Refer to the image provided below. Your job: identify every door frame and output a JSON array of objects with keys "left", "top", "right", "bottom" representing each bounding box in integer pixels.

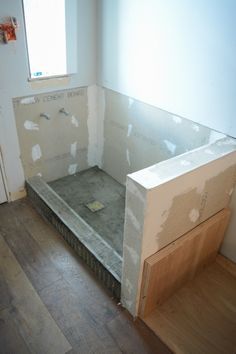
[{"left": 0, "top": 146, "right": 9, "bottom": 203}]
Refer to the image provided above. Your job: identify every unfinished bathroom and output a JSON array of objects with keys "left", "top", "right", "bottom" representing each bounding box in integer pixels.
[{"left": 1, "top": 1, "right": 236, "bottom": 353}]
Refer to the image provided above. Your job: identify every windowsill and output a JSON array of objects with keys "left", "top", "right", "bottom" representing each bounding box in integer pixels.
[
  {"left": 29, "top": 75, "right": 72, "bottom": 90},
  {"left": 28, "top": 74, "right": 71, "bottom": 82}
]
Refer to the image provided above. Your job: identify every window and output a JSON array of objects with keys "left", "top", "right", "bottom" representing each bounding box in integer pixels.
[{"left": 23, "top": 0, "right": 77, "bottom": 79}]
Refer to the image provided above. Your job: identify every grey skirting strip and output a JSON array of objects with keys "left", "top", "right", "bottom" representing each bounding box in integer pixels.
[{"left": 26, "top": 176, "right": 122, "bottom": 300}]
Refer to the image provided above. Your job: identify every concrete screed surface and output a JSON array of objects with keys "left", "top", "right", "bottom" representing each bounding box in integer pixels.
[{"left": 49, "top": 166, "right": 125, "bottom": 256}]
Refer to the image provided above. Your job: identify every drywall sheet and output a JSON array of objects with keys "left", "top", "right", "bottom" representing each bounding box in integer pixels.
[
  {"left": 13, "top": 87, "right": 89, "bottom": 182},
  {"left": 121, "top": 137, "right": 236, "bottom": 316},
  {"left": 102, "top": 89, "right": 222, "bottom": 185}
]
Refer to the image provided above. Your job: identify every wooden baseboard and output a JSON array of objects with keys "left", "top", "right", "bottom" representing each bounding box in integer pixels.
[{"left": 10, "top": 188, "right": 27, "bottom": 202}]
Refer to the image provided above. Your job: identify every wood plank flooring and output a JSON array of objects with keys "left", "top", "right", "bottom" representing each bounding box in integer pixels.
[
  {"left": 0, "top": 199, "right": 171, "bottom": 354},
  {"left": 143, "top": 261, "right": 236, "bottom": 354}
]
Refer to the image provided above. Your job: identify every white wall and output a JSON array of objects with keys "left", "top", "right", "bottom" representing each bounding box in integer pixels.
[
  {"left": 98, "top": 0, "right": 236, "bottom": 138},
  {"left": 98, "top": 0, "right": 236, "bottom": 265},
  {"left": 0, "top": 168, "right": 7, "bottom": 204},
  {"left": 0, "top": 0, "right": 96, "bottom": 200}
]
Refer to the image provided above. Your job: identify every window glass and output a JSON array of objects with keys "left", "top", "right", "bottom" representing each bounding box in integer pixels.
[{"left": 23, "top": 0, "right": 76, "bottom": 79}]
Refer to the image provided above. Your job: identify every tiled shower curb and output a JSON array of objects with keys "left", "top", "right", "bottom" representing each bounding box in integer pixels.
[{"left": 26, "top": 176, "right": 122, "bottom": 299}]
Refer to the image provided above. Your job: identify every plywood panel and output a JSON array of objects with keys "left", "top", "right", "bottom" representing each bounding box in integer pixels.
[{"left": 139, "top": 208, "right": 231, "bottom": 318}]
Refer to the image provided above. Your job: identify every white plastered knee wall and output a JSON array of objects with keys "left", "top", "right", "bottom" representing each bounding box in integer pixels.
[
  {"left": 94, "top": 88, "right": 236, "bottom": 316},
  {"left": 121, "top": 137, "right": 236, "bottom": 316}
]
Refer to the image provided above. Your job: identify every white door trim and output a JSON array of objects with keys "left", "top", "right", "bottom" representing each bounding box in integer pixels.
[{"left": 0, "top": 146, "right": 9, "bottom": 203}]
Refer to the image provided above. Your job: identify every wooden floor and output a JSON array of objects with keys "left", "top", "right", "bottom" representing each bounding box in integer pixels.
[
  {"left": 143, "top": 259, "right": 236, "bottom": 354},
  {"left": 0, "top": 199, "right": 171, "bottom": 354}
]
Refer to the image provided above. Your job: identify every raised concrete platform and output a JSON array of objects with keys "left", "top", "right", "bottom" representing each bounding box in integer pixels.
[{"left": 26, "top": 175, "right": 122, "bottom": 299}]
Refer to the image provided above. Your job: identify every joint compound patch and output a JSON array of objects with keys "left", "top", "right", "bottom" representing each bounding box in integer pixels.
[
  {"left": 164, "top": 140, "right": 176, "bottom": 155},
  {"left": 97, "top": 87, "right": 105, "bottom": 168},
  {"left": 70, "top": 142, "right": 77, "bottom": 158},
  {"left": 126, "top": 149, "right": 131, "bottom": 166},
  {"left": 85, "top": 200, "right": 105, "bottom": 212},
  {"left": 217, "top": 138, "right": 236, "bottom": 146},
  {"left": 127, "top": 124, "right": 133, "bottom": 137},
  {"left": 68, "top": 164, "right": 77, "bottom": 175},
  {"left": 189, "top": 208, "right": 200, "bottom": 223},
  {"left": 87, "top": 85, "right": 97, "bottom": 166},
  {"left": 24, "top": 120, "right": 39, "bottom": 131},
  {"left": 71, "top": 115, "right": 79, "bottom": 127},
  {"left": 155, "top": 208, "right": 171, "bottom": 239},
  {"left": 192, "top": 124, "right": 200, "bottom": 132},
  {"left": 128, "top": 98, "right": 134, "bottom": 108},
  {"left": 180, "top": 160, "right": 191, "bottom": 166},
  {"left": 197, "top": 182, "right": 206, "bottom": 194},
  {"left": 32, "top": 144, "right": 42, "bottom": 161},
  {"left": 172, "top": 116, "right": 182, "bottom": 124},
  {"left": 125, "top": 278, "right": 133, "bottom": 294},
  {"left": 208, "top": 131, "right": 225, "bottom": 144},
  {"left": 204, "top": 148, "right": 215, "bottom": 155},
  {"left": 126, "top": 207, "right": 140, "bottom": 231},
  {"left": 127, "top": 180, "right": 145, "bottom": 203},
  {"left": 124, "top": 245, "right": 139, "bottom": 265}
]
